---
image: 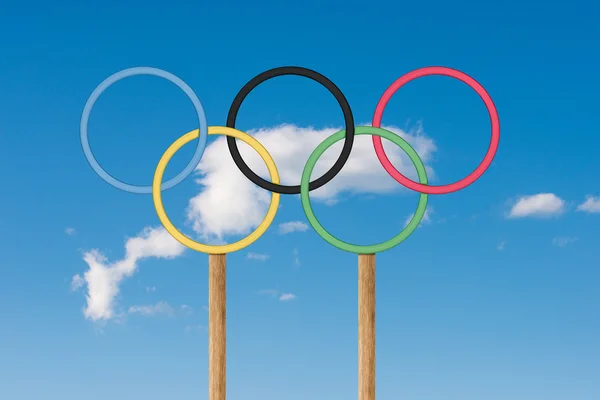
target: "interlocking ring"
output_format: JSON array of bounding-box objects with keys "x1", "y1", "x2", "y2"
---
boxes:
[
  {"x1": 81, "y1": 65, "x2": 499, "y2": 252},
  {"x1": 372, "y1": 66, "x2": 500, "y2": 195},
  {"x1": 81, "y1": 64, "x2": 500, "y2": 400},
  {"x1": 80, "y1": 67, "x2": 209, "y2": 194},
  {"x1": 226, "y1": 66, "x2": 355, "y2": 195},
  {"x1": 301, "y1": 126, "x2": 428, "y2": 254},
  {"x1": 153, "y1": 126, "x2": 280, "y2": 254}
]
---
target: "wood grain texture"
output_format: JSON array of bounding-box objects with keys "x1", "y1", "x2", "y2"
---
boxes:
[
  {"x1": 209, "y1": 254, "x2": 226, "y2": 400},
  {"x1": 358, "y1": 254, "x2": 376, "y2": 400}
]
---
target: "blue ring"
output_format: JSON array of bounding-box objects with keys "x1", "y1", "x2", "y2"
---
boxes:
[{"x1": 80, "y1": 67, "x2": 208, "y2": 194}]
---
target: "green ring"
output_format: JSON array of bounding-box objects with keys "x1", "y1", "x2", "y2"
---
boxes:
[{"x1": 300, "y1": 126, "x2": 429, "y2": 254}]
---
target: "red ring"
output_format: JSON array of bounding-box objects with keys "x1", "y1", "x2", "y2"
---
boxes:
[{"x1": 372, "y1": 66, "x2": 500, "y2": 195}]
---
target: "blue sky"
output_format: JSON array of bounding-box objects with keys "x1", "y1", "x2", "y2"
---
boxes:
[{"x1": 1, "y1": 1, "x2": 599, "y2": 399}]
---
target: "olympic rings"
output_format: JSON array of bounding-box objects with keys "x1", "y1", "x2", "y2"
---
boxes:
[
  {"x1": 82, "y1": 64, "x2": 499, "y2": 254},
  {"x1": 80, "y1": 67, "x2": 209, "y2": 194},
  {"x1": 226, "y1": 66, "x2": 355, "y2": 195},
  {"x1": 153, "y1": 126, "x2": 280, "y2": 254},
  {"x1": 372, "y1": 66, "x2": 500, "y2": 195},
  {"x1": 301, "y1": 127, "x2": 429, "y2": 254}
]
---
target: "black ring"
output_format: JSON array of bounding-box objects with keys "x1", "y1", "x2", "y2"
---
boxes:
[{"x1": 226, "y1": 66, "x2": 355, "y2": 195}]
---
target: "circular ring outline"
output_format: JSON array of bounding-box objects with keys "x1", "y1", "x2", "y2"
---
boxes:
[
  {"x1": 372, "y1": 66, "x2": 500, "y2": 195},
  {"x1": 153, "y1": 126, "x2": 281, "y2": 254},
  {"x1": 80, "y1": 67, "x2": 209, "y2": 194},
  {"x1": 226, "y1": 66, "x2": 355, "y2": 195},
  {"x1": 301, "y1": 126, "x2": 428, "y2": 254}
]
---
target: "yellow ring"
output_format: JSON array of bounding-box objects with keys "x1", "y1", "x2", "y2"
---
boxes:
[{"x1": 152, "y1": 126, "x2": 280, "y2": 254}]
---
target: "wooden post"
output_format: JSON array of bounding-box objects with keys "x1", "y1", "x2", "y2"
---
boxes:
[
  {"x1": 209, "y1": 254, "x2": 226, "y2": 400},
  {"x1": 358, "y1": 254, "x2": 376, "y2": 400}
]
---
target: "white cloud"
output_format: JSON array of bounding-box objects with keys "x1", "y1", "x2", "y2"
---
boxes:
[
  {"x1": 404, "y1": 207, "x2": 433, "y2": 227},
  {"x1": 128, "y1": 301, "x2": 175, "y2": 316},
  {"x1": 258, "y1": 289, "x2": 296, "y2": 301},
  {"x1": 552, "y1": 237, "x2": 577, "y2": 247},
  {"x1": 71, "y1": 274, "x2": 84, "y2": 291},
  {"x1": 146, "y1": 286, "x2": 157, "y2": 292},
  {"x1": 72, "y1": 227, "x2": 185, "y2": 322},
  {"x1": 278, "y1": 221, "x2": 309, "y2": 234},
  {"x1": 180, "y1": 304, "x2": 194, "y2": 315},
  {"x1": 293, "y1": 248, "x2": 300, "y2": 266},
  {"x1": 65, "y1": 227, "x2": 76, "y2": 235},
  {"x1": 577, "y1": 196, "x2": 600, "y2": 213},
  {"x1": 126, "y1": 302, "x2": 192, "y2": 317},
  {"x1": 279, "y1": 293, "x2": 296, "y2": 302},
  {"x1": 73, "y1": 124, "x2": 435, "y2": 321},
  {"x1": 247, "y1": 252, "x2": 270, "y2": 261},
  {"x1": 497, "y1": 241, "x2": 505, "y2": 251},
  {"x1": 507, "y1": 193, "x2": 565, "y2": 218},
  {"x1": 186, "y1": 123, "x2": 435, "y2": 240}
]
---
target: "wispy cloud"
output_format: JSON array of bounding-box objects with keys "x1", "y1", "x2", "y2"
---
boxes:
[
  {"x1": 404, "y1": 207, "x2": 433, "y2": 227},
  {"x1": 279, "y1": 293, "x2": 296, "y2": 302},
  {"x1": 72, "y1": 227, "x2": 185, "y2": 321},
  {"x1": 497, "y1": 241, "x2": 505, "y2": 251},
  {"x1": 128, "y1": 301, "x2": 175, "y2": 317},
  {"x1": 128, "y1": 302, "x2": 193, "y2": 317},
  {"x1": 186, "y1": 123, "x2": 436, "y2": 241},
  {"x1": 65, "y1": 227, "x2": 76, "y2": 235},
  {"x1": 258, "y1": 289, "x2": 297, "y2": 302},
  {"x1": 71, "y1": 274, "x2": 84, "y2": 291},
  {"x1": 507, "y1": 193, "x2": 565, "y2": 218},
  {"x1": 180, "y1": 304, "x2": 194, "y2": 315},
  {"x1": 552, "y1": 237, "x2": 578, "y2": 247},
  {"x1": 246, "y1": 252, "x2": 270, "y2": 261},
  {"x1": 278, "y1": 221, "x2": 309, "y2": 234},
  {"x1": 576, "y1": 195, "x2": 600, "y2": 214},
  {"x1": 293, "y1": 248, "x2": 300, "y2": 266}
]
